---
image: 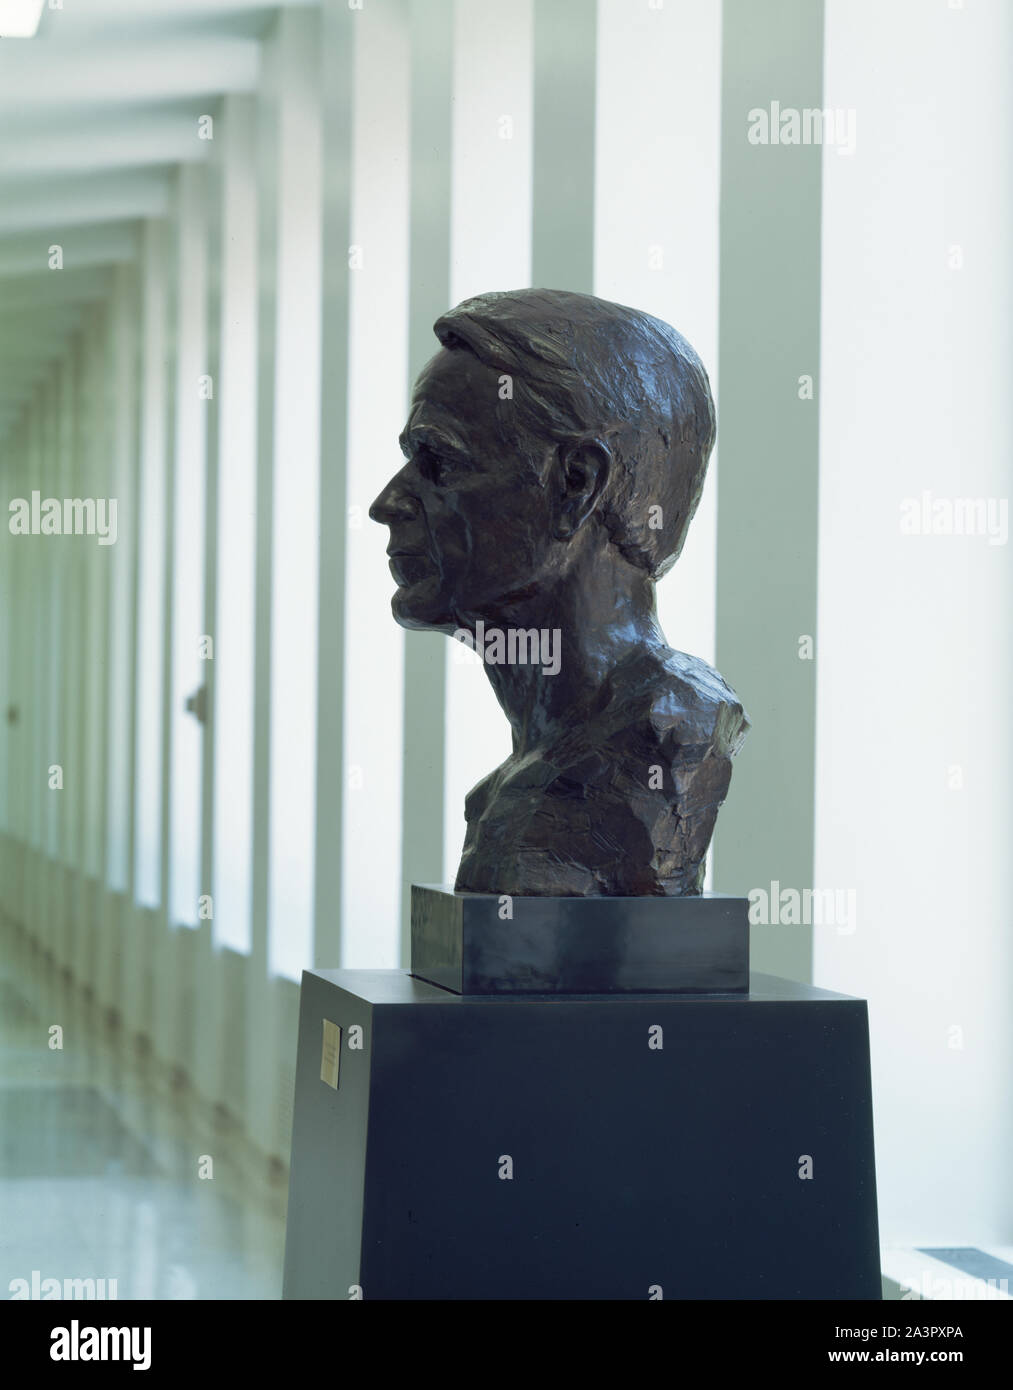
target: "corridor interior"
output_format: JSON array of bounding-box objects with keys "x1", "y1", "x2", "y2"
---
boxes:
[
  {"x1": 1, "y1": 0, "x2": 1010, "y2": 1303},
  {"x1": 0, "y1": 915, "x2": 285, "y2": 1300}
]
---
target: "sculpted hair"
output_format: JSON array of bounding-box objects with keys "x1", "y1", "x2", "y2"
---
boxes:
[{"x1": 433, "y1": 288, "x2": 716, "y2": 579}]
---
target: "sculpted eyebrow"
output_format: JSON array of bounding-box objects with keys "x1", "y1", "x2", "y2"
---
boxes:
[{"x1": 401, "y1": 427, "x2": 470, "y2": 459}]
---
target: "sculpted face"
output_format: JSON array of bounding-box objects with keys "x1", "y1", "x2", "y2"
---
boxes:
[{"x1": 369, "y1": 347, "x2": 558, "y2": 632}]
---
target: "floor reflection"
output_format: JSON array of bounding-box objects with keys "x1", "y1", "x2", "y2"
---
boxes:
[{"x1": 0, "y1": 921, "x2": 286, "y2": 1300}]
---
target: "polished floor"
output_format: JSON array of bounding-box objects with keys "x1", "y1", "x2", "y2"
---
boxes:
[{"x1": 0, "y1": 919, "x2": 286, "y2": 1300}]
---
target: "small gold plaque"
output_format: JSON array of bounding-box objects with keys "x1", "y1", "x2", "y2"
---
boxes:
[{"x1": 320, "y1": 1019, "x2": 342, "y2": 1089}]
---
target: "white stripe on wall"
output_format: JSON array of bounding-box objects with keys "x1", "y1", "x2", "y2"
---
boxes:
[
  {"x1": 106, "y1": 265, "x2": 139, "y2": 892},
  {"x1": 213, "y1": 95, "x2": 258, "y2": 956},
  {"x1": 443, "y1": 0, "x2": 534, "y2": 884},
  {"x1": 267, "y1": 8, "x2": 324, "y2": 981},
  {"x1": 169, "y1": 164, "x2": 209, "y2": 929},
  {"x1": 341, "y1": 0, "x2": 410, "y2": 971},
  {"x1": 816, "y1": 0, "x2": 1013, "y2": 1244},
  {"x1": 134, "y1": 219, "x2": 170, "y2": 909},
  {"x1": 594, "y1": 0, "x2": 722, "y2": 674}
]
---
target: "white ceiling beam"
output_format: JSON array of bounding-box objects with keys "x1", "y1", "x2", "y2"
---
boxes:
[
  {"x1": 0, "y1": 221, "x2": 142, "y2": 278},
  {"x1": 52, "y1": 0, "x2": 308, "y2": 19},
  {"x1": 0, "y1": 267, "x2": 114, "y2": 311},
  {"x1": 37, "y1": 0, "x2": 315, "y2": 40},
  {"x1": 0, "y1": 38, "x2": 260, "y2": 108},
  {"x1": 0, "y1": 101, "x2": 216, "y2": 178},
  {"x1": 0, "y1": 168, "x2": 172, "y2": 236}
]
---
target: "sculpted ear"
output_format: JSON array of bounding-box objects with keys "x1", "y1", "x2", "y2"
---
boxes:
[{"x1": 553, "y1": 438, "x2": 612, "y2": 541}]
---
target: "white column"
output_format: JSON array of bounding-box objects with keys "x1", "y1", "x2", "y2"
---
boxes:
[
  {"x1": 594, "y1": 0, "x2": 722, "y2": 672},
  {"x1": 442, "y1": 0, "x2": 534, "y2": 883},
  {"x1": 49, "y1": 359, "x2": 72, "y2": 866},
  {"x1": 134, "y1": 219, "x2": 171, "y2": 909},
  {"x1": 341, "y1": 0, "x2": 410, "y2": 969},
  {"x1": 266, "y1": 7, "x2": 324, "y2": 981},
  {"x1": 168, "y1": 163, "x2": 210, "y2": 930},
  {"x1": 212, "y1": 94, "x2": 259, "y2": 956},
  {"x1": 105, "y1": 263, "x2": 140, "y2": 893},
  {"x1": 29, "y1": 392, "x2": 49, "y2": 858},
  {"x1": 64, "y1": 344, "x2": 86, "y2": 877},
  {"x1": 81, "y1": 310, "x2": 110, "y2": 886},
  {"x1": 0, "y1": 421, "x2": 12, "y2": 845}
]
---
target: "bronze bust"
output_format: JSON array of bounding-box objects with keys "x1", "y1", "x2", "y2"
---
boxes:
[{"x1": 370, "y1": 289, "x2": 748, "y2": 896}]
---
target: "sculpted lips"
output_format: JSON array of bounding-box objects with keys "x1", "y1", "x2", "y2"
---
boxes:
[{"x1": 387, "y1": 549, "x2": 433, "y2": 585}]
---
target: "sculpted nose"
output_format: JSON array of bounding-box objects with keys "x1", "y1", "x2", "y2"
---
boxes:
[{"x1": 369, "y1": 467, "x2": 417, "y2": 525}]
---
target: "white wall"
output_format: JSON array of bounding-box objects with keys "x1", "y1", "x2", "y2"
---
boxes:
[
  {"x1": 341, "y1": 0, "x2": 410, "y2": 968},
  {"x1": 594, "y1": 0, "x2": 722, "y2": 673},
  {"x1": 3, "y1": 0, "x2": 1009, "y2": 1229},
  {"x1": 443, "y1": 0, "x2": 533, "y2": 882},
  {"x1": 817, "y1": 0, "x2": 1013, "y2": 1243}
]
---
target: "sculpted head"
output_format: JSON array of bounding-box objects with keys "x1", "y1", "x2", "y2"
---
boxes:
[{"x1": 369, "y1": 288, "x2": 716, "y2": 633}]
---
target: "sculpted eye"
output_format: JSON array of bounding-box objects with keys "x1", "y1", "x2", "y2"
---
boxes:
[
  {"x1": 417, "y1": 446, "x2": 445, "y2": 484},
  {"x1": 417, "y1": 444, "x2": 469, "y2": 484}
]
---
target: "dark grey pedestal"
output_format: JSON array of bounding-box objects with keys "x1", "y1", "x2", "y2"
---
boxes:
[
  {"x1": 283, "y1": 969, "x2": 881, "y2": 1300},
  {"x1": 411, "y1": 883, "x2": 749, "y2": 994}
]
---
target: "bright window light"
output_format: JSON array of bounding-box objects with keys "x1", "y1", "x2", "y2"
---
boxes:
[{"x1": 0, "y1": 1, "x2": 45, "y2": 39}]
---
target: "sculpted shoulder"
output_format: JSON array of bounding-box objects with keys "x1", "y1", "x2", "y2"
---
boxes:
[{"x1": 597, "y1": 647, "x2": 749, "y2": 764}]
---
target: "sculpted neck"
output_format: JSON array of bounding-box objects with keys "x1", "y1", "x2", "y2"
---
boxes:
[{"x1": 466, "y1": 560, "x2": 667, "y2": 758}]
